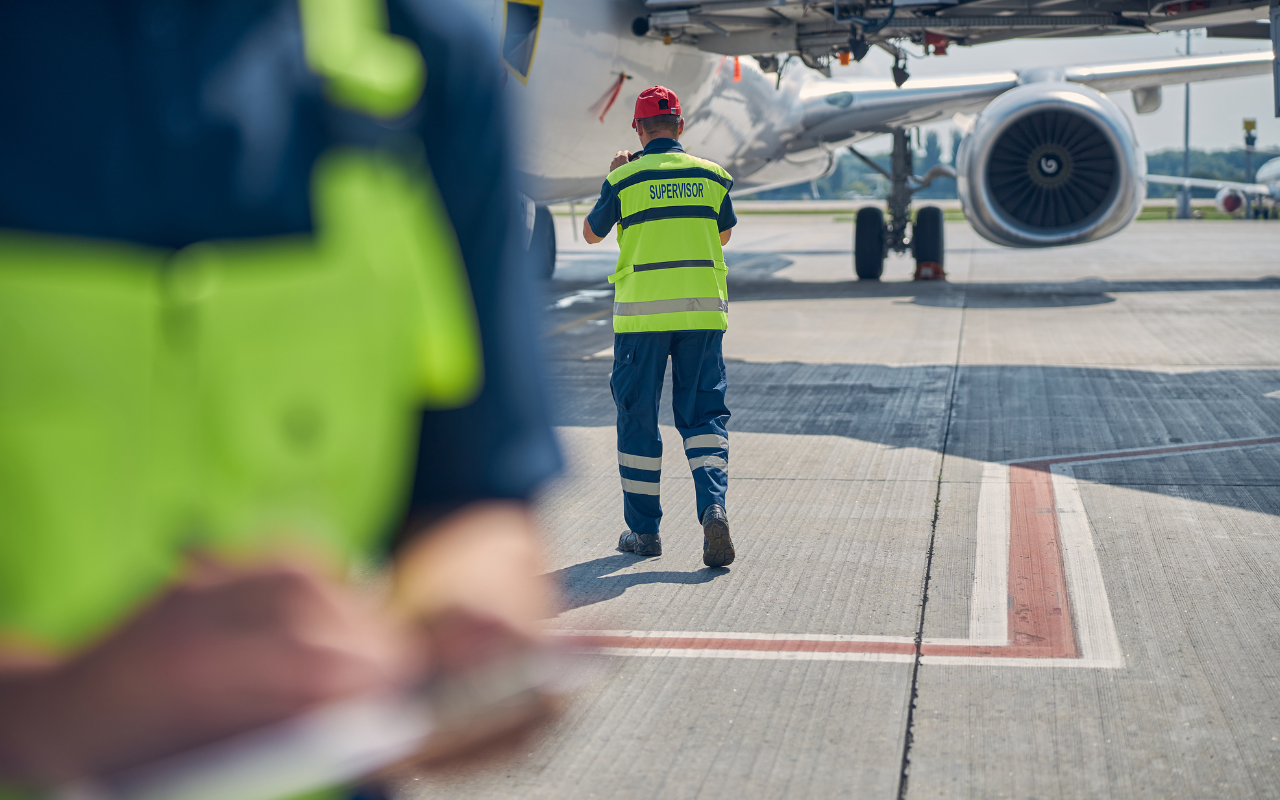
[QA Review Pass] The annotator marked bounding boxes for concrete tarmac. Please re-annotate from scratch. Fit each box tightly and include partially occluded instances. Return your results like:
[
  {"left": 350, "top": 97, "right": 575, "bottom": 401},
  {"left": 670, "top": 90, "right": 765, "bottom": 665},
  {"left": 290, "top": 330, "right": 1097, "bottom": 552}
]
[{"left": 408, "top": 213, "right": 1280, "bottom": 799}]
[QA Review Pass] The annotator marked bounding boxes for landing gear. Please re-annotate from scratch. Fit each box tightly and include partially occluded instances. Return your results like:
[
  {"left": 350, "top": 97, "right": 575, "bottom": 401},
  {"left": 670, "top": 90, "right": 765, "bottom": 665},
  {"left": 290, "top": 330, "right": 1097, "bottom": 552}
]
[
  {"left": 848, "top": 128, "right": 955, "bottom": 281},
  {"left": 531, "top": 205, "right": 556, "bottom": 280},
  {"left": 854, "top": 207, "right": 886, "bottom": 280},
  {"left": 886, "top": 128, "right": 915, "bottom": 262},
  {"left": 912, "top": 206, "right": 946, "bottom": 281}
]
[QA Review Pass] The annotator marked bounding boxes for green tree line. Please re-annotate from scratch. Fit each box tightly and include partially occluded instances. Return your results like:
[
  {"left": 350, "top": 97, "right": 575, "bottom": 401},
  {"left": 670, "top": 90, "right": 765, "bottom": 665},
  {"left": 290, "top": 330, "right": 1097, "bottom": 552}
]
[{"left": 748, "top": 138, "right": 1280, "bottom": 201}]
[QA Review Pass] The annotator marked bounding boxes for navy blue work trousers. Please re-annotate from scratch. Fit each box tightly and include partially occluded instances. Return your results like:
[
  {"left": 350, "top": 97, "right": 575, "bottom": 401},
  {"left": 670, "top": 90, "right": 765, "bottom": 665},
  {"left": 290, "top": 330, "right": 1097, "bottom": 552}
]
[{"left": 611, "top": 330, "right": 729, "bottom": 535}]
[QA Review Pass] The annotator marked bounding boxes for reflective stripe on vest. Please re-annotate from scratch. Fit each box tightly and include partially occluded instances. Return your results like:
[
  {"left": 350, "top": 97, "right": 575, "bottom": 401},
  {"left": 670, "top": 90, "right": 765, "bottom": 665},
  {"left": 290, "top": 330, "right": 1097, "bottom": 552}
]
[
  {"left": 613, "top": 297, "right": 728, "bottom": 317},
  {"left": 604, "top": 151, "right": 733, "bottom": 333}
]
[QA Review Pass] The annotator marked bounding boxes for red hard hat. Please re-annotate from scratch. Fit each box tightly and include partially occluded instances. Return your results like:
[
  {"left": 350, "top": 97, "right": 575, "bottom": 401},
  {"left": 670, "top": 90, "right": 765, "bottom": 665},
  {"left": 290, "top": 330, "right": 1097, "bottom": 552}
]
[{"left": 632, "top": 86, "right": 681, "bottom": 129}]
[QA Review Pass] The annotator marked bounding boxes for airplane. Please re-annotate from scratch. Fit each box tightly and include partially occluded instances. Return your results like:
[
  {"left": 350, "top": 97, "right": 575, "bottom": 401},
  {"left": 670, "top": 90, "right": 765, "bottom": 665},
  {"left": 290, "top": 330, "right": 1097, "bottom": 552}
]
[
  {"left": 625, "top": 0, "right": 1277, "bottom": 68},
  {"left": 465, "top": 0, "right": 1274, "bottom": 279},
  {"left": 1147, "top": 156, "right": 1280, "bottom": 216}
]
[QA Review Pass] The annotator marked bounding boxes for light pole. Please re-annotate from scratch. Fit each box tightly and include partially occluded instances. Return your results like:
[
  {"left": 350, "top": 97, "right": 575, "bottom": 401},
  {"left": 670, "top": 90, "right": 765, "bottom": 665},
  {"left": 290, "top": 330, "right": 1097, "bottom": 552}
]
[
  {"left": 1177, "top": 29, "right": 1193, "bottom": 219},
  {"left": 1244, "top": 118, "right": 1258, "bottom": 182},
  {"left": 1244, "top": 118, "right": 1257, "bottom": 219}
]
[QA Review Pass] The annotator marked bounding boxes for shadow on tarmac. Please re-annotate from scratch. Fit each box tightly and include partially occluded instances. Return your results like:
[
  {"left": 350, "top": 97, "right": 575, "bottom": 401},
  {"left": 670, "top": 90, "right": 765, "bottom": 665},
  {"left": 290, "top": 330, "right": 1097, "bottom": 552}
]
[
  {"left": 550, "top": 361, "right": 1280, "bottom": 518},
  {"left": 544, "top": 258, "right": 1280, "bottom": 516},
  {"left": 546, "top": 258, "right": 1280, "bottom": 319},
  {"left": 548, "top": 554, "right": 729, "bottom": 612},
  {"left": 727, "top": 274, "right": 1280, "bottom": 308}
]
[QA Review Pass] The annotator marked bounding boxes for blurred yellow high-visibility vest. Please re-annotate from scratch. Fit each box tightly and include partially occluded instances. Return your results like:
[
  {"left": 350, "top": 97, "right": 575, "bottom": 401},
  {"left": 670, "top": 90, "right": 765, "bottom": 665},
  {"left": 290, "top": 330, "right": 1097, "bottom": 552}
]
[{"left": 0, "top": 0, "right": 480, "bottom": 692}]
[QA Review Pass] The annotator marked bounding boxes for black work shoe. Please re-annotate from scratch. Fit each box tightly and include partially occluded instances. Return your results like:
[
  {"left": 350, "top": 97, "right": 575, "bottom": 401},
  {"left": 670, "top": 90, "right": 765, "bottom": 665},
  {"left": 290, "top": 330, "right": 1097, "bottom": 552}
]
[
  {"left": 618, "top": 531, "right": 662, "bottom": 556},
  {"left": 701, "top": 505, "right": 735, "bottom": 567}
]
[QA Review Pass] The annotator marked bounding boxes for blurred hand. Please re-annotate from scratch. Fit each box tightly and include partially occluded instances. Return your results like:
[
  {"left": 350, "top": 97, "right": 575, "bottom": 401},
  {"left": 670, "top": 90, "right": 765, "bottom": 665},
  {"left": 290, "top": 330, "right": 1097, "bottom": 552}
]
[
  {"left": 385, "top": 501, "right": 562, "bottom": 770},
  {"left": 393, "top": 501, "right": 556, "bottom": 657},
  {"left": 610, "top": 151, "right": 632, "bottom": 171},
  {"left": 0, "top": 502, "right": 562, "bottom": 788},
  {"left": 0, "top": 557, "right": 411, "bottom": 785}
]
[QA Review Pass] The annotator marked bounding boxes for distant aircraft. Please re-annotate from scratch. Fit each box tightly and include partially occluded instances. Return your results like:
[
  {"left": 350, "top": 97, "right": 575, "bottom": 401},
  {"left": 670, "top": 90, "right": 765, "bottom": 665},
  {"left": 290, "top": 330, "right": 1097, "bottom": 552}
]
[
  {"left": 1147, "top": 157, "right": 1280, "bottom": 216},
  {"left": 474, "top": 0, "right": 1272, "bottom": 278}
]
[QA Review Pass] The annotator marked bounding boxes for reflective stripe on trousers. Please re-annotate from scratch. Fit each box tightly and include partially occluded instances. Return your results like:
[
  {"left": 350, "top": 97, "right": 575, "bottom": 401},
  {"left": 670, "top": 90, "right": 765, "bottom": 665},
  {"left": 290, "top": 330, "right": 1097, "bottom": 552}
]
[
  {"left": 688, "top": 454, "right": 727, "bottom": 471},
  {"left": 684, "top": 434, "right": 728, "bottom": 472},
  {"left": 619, "top": 451, "right": 661, "bottom": 496},
  {"left": 684, "top": 434, "right": 728, "bottom": 450},
  {"left": 620, "top": 477, "right": 660, "bottom": 495}
]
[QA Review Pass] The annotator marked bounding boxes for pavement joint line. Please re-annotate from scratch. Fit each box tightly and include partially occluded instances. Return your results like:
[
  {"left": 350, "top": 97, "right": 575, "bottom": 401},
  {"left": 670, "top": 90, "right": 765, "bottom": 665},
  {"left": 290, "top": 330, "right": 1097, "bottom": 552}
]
[
  {"left": 552, "top": 436, "right": 1280, "bottom": 667},
  {"left": 896, "top": 265, "right": 970, "bottom": 800}
]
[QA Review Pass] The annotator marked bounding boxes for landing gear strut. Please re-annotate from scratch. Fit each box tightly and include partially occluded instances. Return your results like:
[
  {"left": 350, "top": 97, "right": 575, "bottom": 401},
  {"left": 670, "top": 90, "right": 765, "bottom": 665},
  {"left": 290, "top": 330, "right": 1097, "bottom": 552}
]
[
  {"left": 849, "top": 128, "right": 955, "bottom": 281},
  {"left": 531, "top": 205, "right": 556, "bottom": 280}
]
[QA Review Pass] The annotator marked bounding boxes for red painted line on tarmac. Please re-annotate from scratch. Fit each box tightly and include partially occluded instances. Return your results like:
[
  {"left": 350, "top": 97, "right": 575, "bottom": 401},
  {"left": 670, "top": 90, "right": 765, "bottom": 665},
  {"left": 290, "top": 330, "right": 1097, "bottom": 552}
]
[
  {"left": 920, "top": 459, "right": 1077, "bottom": 659},
  {"left": 559, "top": 436, "right": 1280, "bottom": 660}
]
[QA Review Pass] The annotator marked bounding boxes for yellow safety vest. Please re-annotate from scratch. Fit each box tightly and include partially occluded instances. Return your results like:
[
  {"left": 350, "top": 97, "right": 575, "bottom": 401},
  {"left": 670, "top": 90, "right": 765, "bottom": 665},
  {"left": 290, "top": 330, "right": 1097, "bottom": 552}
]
[{"left": 606, "top": 150, "right": 732, "bottom": 333}]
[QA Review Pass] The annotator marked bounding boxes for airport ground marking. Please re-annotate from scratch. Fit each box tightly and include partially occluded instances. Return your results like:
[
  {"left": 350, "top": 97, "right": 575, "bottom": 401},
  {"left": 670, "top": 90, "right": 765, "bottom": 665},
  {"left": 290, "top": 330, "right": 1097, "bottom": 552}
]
[{"left": 553, "top": 435, "right": 1280, "bottom": 668}]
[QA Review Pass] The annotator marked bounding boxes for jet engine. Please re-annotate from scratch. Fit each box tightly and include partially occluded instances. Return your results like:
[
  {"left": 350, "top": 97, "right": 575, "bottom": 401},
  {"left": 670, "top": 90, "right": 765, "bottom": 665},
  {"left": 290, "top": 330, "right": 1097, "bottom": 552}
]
[
  {"left": 956, "top": 82, "right": 1145, "bottom": 248},
  {"left": 1214, "top": 186, "right": 1245, "bottom": 215}
]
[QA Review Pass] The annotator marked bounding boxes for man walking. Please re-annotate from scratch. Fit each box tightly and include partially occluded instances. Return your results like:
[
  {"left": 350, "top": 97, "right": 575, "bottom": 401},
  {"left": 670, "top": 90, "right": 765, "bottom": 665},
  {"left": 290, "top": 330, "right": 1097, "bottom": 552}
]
[{"left": 582, "top": 86, "right": 736, "bottom": 567}]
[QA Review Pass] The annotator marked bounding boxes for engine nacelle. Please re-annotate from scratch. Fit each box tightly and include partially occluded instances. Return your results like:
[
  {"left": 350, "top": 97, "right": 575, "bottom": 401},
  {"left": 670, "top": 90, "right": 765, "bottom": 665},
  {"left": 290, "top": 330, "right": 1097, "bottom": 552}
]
[
  {"left": 956, "top": 82, "right": 1145, "bottom": 248},
  {"left": 1215, "top": 186, "right": 1245, "bottom": 215}
]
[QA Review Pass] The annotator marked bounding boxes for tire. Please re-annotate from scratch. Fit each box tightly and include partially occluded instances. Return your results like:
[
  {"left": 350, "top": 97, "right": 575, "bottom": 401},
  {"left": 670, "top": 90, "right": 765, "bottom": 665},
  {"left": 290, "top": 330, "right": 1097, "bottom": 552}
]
[
  {"left": 912, "top": 206, "right": 944, "bottom": 269},
  {"left": 854, "top": 206, "right": 885, "bottom": 280},
  {"left": 532, "top": 205, "right": 556, "bottom": 279}
]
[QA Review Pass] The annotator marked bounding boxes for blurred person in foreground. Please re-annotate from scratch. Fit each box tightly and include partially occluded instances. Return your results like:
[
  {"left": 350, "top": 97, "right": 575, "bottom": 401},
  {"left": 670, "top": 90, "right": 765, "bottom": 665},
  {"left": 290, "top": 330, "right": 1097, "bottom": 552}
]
[{"left": 0, "top": 0, "right": 561, "bottom": 797}]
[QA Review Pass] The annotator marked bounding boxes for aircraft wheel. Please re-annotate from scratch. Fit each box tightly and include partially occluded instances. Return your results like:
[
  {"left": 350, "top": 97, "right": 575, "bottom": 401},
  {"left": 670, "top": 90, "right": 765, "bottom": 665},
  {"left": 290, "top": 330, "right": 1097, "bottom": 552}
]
[
  {"left": 912, "top": 206, "right": 945, "bottom": 281},
  {"left": 532, "top": 205, "right": 556, "bottom": 280},
  {"left": 854, "top": 206, "right": 885, "bottom": 280}
]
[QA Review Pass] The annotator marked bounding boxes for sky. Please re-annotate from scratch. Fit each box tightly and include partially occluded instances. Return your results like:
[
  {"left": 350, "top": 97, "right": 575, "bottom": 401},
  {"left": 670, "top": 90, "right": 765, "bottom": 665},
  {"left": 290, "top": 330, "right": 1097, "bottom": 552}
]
[{"left": 827, "top": 29, "right": 1276, "bottom": 156}]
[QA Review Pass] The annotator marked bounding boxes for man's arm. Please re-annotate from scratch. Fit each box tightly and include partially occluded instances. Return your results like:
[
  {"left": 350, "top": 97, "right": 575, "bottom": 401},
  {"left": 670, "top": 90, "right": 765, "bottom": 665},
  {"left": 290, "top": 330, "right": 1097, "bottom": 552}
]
[
  {"left": 583, "top": 178, "right": 621, "bottom": 247},
  {"left": 717, "top": 188, "right": 737, "bottom": 247}
]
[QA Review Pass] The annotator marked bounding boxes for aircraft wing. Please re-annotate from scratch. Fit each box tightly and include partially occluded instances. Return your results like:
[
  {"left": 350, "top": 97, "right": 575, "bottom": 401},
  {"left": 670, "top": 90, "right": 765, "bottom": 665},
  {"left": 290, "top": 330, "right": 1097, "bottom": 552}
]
[
  {"left": 1057, "top": 50, "right": 1275, "bottom": 91},
  {"left": 1146, "top": 174, "right": 1273, "bottom": 195},
  {"left": 795, "top": 72, "right": 1017, "bottom": 145},
  {"left": 794, "top": 51, "right": 1274, "bottom": 149}
]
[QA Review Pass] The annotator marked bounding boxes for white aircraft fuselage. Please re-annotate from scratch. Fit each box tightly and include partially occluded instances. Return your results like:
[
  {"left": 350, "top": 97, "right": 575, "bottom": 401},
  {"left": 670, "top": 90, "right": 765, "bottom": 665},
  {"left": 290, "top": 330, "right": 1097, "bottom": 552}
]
[{"left": 465, "top": 0, "right": 832, "bottom": 203}]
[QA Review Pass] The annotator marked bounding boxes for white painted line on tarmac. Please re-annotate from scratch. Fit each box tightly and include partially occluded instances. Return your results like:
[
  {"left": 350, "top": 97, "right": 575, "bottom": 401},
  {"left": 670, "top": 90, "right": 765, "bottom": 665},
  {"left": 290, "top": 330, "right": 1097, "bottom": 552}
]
[
  {"left": 969, "top": 462, "right": 1010, "bottom": 647},
  {"left": 919, "top": 656, "right": 1127, "bottom": 668},
  {"left": 595, "top": 648, "right": 917, "bottom": 663},
  {"left": 1051, "top": 464, "right": 1125, "bottom": 668},
  {"left": 552, "top": 630, "right": 917, "bottom": 644}
]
